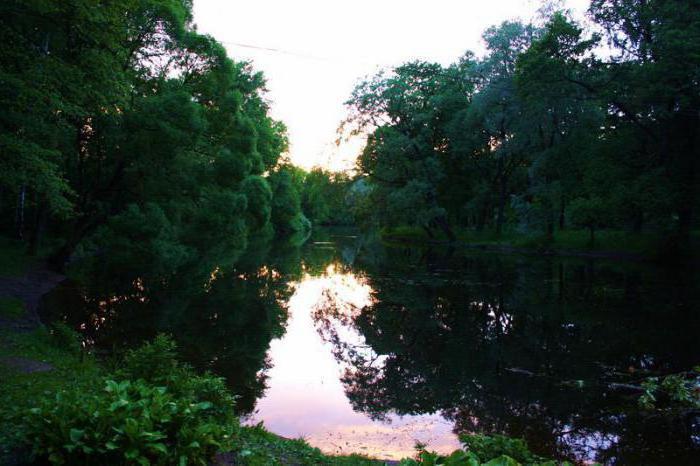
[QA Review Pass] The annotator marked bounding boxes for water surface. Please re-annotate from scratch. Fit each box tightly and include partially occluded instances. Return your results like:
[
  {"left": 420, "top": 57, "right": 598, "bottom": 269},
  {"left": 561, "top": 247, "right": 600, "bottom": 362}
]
[{"left": 41, "top": 229, "right": 700, "bottom": 464}]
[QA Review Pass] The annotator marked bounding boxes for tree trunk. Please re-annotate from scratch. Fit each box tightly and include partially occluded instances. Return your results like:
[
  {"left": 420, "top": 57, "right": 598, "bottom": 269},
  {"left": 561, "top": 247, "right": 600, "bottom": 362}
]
[
  {"left": 435, "top": 216, "right": 456, "bottom": 241},
  {"left": 28, "top": 195, "right": 47, "bottom": 256},
  {"left": 496, "top": 174, "right": 507, "bottom": 236},
  {"left": 48, "top": 214, "right": 105, "bottom": 271},
  {"left": 589, "top": 225, "right": 595, "bottom": 246},
  {"left": 559, "top": 196, "right": 566, "bottom": 231},
  {"left": 632, "top": 213, "right": 644, "bottom": 233},
  {"left": 476, "top": 203, "right": 490, "bottom": 232},
  {"left": 15, "top": 185, "right": 26, "bottom": 240}
]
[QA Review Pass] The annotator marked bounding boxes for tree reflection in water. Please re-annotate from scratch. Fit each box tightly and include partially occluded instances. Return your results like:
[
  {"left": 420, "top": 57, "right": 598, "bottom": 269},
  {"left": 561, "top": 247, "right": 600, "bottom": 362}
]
[
  {"left": 313, "top": 244, "right": 700, "bottom": 465},
  {"left": 39, "top": 231, "right": 700, "bottom": 464},
  {"left": 249, "top": 262, "right": 460, "bottom": 460}
]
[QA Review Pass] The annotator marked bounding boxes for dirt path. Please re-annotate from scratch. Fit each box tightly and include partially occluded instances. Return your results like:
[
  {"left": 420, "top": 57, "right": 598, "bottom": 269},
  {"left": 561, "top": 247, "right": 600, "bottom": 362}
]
[{"left": 0, "top": 264, "right": 65, "bottom": 333}]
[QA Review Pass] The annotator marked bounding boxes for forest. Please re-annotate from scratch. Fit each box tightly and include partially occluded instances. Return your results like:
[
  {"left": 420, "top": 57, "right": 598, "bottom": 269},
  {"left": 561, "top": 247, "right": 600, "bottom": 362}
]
[
  {"left": 0, "top": 0, "right": 699, "bottom": 465},
  {"left": 342, "top": 1, "right": 699, "bottom": 253},
  {"left": 1, "top": 0, "right": 699, "bottom": 266}
]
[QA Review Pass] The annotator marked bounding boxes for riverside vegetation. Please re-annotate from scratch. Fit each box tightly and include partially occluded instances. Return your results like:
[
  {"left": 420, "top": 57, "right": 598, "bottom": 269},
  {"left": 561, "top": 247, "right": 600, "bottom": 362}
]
[
  {"left": 0, "top": 329, "right": 580, "bottom": 465},
  {"left": 1, "top": 0, "right": 699, "bottom": 464}
]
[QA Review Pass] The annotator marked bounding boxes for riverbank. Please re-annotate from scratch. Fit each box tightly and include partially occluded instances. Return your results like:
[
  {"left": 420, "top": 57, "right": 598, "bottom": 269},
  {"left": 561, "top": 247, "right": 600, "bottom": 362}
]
[
  {"left": 0, "top": 326, "right": 386, "bottom": 465},
  {"left": 0, "top": 237, "right": 599, "bottom": 465},
  {"left": 0, "top": 240, "right": 383, "bottom": 465},
  {"left": 381, "top": 227, "right": 700, "bottom": 262}
]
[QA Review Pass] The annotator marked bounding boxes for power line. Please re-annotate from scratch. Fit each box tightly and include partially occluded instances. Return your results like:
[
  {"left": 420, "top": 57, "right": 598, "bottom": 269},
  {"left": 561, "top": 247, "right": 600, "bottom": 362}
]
[
  {"left": 220, "top": 40, "right": 333, "bottom": 61},
  {"left": 219, "top": 40, "right": 377, "bottom": 66}
]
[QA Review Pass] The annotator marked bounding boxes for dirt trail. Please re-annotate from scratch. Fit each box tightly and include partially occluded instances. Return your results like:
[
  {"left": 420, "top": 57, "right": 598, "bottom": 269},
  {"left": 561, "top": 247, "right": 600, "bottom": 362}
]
[
  {"left": 0, "top": 265, "right": 65, "bottom": 333},
  {"left": 0, "top": 264, "right": 65, "bottom": 374}
]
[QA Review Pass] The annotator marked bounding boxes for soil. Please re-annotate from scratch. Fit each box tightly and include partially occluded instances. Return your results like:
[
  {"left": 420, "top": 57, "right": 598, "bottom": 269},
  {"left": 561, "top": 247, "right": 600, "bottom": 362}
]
[
  {"left": 0, "top": 263, "right": 65, "bottom": 373},
  {"left": 0, "top": 264, "right": 65, "bottom": 333}
]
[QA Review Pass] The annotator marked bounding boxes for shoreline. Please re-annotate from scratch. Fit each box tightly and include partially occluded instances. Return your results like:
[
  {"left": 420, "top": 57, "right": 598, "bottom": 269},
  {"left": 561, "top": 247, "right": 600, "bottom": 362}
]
[{"left": 382, "top": 234, "right": 648, "bottom": 261}]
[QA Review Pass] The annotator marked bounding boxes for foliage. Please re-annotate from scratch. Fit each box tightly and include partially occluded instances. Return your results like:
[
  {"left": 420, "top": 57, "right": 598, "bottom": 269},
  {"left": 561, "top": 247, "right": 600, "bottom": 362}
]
[
  {"left": 0, "top": 237, "right": 33, "bottom": 275},
  {"left": 344, "top": 1, "right": 700, "bottom": 253},
  {"left": 24, "top": 378, "right": 235, "bottom": 465},
  {"left": 48, "top": 321, "right": 83, "bottom": 355},
  {"left": 397, "top": 435, "right": 571, "bottom": 466},
  {"left": 0, "top": 0, "right": 289, "bottom": 269},
  {"left": 638, "top": 371, "right": 700, "bottom": 410},
  {"left": 0, "top": 297, "right": 25, "bottom": 319},
  {"left": 10, "top": 335, "right": 238, "bottom": 465}
]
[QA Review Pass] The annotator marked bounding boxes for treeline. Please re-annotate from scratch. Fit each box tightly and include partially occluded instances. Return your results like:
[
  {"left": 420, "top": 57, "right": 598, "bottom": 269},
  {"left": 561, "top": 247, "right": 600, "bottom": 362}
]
[
  {"left": 0, "top": 0, "right": 349, "bottom": 271},
  {"left": 343, "top": 0, "right": 700, "bottom": 247}
]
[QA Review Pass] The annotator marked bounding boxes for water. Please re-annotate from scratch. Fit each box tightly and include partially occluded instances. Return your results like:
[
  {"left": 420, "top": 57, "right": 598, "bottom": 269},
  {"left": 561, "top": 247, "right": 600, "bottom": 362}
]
[{"left": 40, "top": 229, "right": 700, "bottom": 464}]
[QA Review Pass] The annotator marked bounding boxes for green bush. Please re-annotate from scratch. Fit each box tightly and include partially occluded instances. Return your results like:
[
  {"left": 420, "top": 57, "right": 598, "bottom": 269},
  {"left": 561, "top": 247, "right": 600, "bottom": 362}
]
[
  {"left": 48, "top": 321, "right": 83, "bottom": 355},
  {"left": 398, "top": 435, "right": 574, "bottom": 466},
  {"left": 460, "top": 434, "right": 535, "bottom": 464},
  {"left": 19, "top": 335, "right": 238, "bottom": 465},
  {"left": 117, "top": 334, "right": 180, "bottom": 383}
]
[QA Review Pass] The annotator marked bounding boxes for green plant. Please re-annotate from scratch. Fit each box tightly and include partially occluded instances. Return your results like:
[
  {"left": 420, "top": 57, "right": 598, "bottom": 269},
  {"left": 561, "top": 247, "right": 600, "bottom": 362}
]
[
  {"left": 638, "top": 372, "right": 700, "bottom": 410},
  {"left": 460, "top": 434, "right": 535, "bottom": 464},
  {"left": 0, "top": 297, "right": 25, "bottom": 319},
  {"left": 117, "top": 333, "right": 179, "bottom": 383},
  {"left": 23, "top": 378, "right": 236, "bottom": 465},
  {"left": 48, "top": 321, "right": 83, "bottom": 355},
  {"left": 15, "top": 336, "right": 239, "bottom": 465},
  {"left": 397, "top": 435, "right": 574, "bottom": 466}
]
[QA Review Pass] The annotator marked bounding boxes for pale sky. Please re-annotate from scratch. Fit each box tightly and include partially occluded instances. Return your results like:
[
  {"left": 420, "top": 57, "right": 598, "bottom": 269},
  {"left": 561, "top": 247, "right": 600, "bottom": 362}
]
[{"left": 192, "top": 0, "right": 590, "bottom": 172}]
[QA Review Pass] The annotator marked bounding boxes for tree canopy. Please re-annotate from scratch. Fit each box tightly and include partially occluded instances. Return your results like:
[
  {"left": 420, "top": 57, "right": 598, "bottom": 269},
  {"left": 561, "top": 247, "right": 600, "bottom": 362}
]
[{"left": 343, "top": 1, "right": 700, "bottom": 247}]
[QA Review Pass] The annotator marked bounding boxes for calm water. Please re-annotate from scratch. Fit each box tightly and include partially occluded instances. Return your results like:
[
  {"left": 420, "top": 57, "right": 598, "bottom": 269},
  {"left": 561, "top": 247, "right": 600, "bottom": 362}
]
[{"left": 41, "top": 229, "right": 700, "bottom": 464}]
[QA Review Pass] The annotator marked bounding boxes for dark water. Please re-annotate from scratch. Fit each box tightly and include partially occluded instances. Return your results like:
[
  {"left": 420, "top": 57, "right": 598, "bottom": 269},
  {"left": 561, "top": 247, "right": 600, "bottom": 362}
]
[{"left": 40, "top": 229, "right": 700, "bottom": 464}]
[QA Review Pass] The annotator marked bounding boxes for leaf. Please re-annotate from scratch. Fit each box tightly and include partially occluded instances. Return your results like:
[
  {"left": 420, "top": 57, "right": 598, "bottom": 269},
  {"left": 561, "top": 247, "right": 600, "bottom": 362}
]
[
  {"left": 484, "top": 455, "right": 521, "bottom": 466},
  {"left": 150, "top": 443, "right": 168, "bottom": 454},
  {"left": 194, "top": 401, "right": 213, "bottom": 410},
  {"left": 69, "top": 428, "right": 84, "bottom": 443},
  {"left": 110, "top": 399, "right": 129, "bottom": 411}
]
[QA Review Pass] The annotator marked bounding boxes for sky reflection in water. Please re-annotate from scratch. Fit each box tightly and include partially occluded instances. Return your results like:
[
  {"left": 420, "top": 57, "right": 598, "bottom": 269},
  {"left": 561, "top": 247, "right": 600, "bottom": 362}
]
[{"left": 247, "top": 264, "right": 460, "bottom": 460}]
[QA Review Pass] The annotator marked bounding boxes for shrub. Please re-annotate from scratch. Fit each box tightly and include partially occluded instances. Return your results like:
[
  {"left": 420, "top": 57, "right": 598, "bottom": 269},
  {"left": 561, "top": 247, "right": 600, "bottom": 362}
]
[
  {"left": 48, "top": 321, "right": 83, "bottom": 355},
  {"left": 460, "top": 434, "right": 535, "bottom": 464},
  {"left": 398, "top": 435, "right": 573, "bottom": 466},
  {"left": 19, "top": 335, "right": 238, "bottom": 465},
  {"left": 117, "top": 333, "right": 179, "bottom": 383}
]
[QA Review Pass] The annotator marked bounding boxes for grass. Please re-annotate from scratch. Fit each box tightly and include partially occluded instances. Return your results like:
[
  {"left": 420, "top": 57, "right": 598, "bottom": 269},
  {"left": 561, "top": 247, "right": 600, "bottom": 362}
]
[
  {"left": 0, "top": 297, "right": 25, "bottom": 319},
  {"left": 0, "top": 327, "right": 100, "bottom": 462},
  {"left": 235, "top": 424, "right": 384, "bottom": 465},
  {"left": 0, "top": 236, "right": 33, "bottom": 277},
  {"left": 382, "top": 226, "right": 700, "bottom": 259}
]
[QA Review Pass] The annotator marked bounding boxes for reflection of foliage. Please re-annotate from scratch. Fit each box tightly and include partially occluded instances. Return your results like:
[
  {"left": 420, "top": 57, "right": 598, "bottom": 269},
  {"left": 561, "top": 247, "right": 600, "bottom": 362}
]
[
  {"left": 40, "top": 240, "right": 309, "bottom": 415},
  {"left": 638, "top": 371, "right": 700, "bottom": 410},
  {"left": 317, "top": 245, "right": 700, "bottom": 464}
]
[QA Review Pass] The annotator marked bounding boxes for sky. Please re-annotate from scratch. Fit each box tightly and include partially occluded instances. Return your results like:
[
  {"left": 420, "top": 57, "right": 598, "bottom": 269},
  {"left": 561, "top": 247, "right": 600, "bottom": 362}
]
[{"left": 192, "top": 0, "right": 590, "bottom": 172}]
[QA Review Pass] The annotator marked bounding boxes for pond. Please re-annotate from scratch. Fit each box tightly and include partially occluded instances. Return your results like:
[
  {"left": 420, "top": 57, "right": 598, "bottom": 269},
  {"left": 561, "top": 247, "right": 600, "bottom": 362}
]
[{"left": 40, "top": 228, "right": 700, "bottom": 464}]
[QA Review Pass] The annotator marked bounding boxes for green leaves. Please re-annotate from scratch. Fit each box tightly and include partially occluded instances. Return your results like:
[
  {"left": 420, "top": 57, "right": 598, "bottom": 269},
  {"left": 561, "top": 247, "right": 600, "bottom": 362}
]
[
  {"left": 394, "top": 434, "right": 564, "bottom": 466},
  {"left": 19, "top": 336, "right": 238, "bottom": 465},
  {"left": 68, "top": 428, "right": 84, "bottom": 443},
  {"left": 638, "top": 373, "right": 700, "bottom": 410}
]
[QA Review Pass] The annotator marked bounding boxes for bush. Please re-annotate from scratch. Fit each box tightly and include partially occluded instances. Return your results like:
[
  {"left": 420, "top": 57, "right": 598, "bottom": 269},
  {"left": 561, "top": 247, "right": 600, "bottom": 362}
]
[
  {"left": 460, "top": 434, "right": 536, "bottom": 464},
  {"left": 48, "top": 321, "right": 83, "bottom": 355},
  {"left": 19, "top": 335, "right": 238, "bottom": 465},
  {"left": 117, "top": 334, "right": 179, "bottom": 383},
  {"left": 398, "top": 434, "right": 574, "bottom": 466}
]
